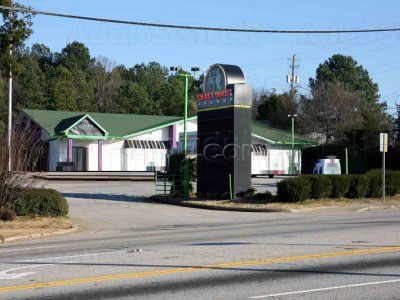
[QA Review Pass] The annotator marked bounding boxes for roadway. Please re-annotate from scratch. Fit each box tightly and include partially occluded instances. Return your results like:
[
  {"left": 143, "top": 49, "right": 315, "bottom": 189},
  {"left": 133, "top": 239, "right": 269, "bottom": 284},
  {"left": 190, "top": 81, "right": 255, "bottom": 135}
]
[{"left": 0, "top": 180, "right": 399, "bottom": 299}]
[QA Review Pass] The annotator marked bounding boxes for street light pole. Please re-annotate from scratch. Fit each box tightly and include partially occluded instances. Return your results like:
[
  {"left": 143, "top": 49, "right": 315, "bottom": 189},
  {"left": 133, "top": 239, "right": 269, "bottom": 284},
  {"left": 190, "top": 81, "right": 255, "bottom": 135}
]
[
  {"left": 183, "top": 74, "right": 189, "bottom": 154},
  {"left": 170, "top": 66, "right": 199, "bottom": 200},
  {"left": 288, "top": 114, "right": 297, "bottom": 175}
]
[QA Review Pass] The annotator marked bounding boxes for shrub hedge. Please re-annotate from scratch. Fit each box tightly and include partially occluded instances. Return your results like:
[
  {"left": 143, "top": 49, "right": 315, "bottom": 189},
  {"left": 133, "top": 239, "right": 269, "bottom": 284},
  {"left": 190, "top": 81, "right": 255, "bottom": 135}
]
[
  {"left": 277, "top": 177, "right": 312, "bottom": 203},
  {"left": 386, "top": 171, "right": 400, "bottom": 196},
  {"left": 307, "top": 175, "right": 332, "bottom": 199},
  {"left": 329, "top": 175, "right": 351, "bottom": 198},
  {"left": 277, "top": 170, "right": 400, "bottom": 203},
  {"left": 347, "top": 175, "right": 369, "bottom": 198},
  {"left": 14, "top": 188, "right": 68, "bottom": 217},
  {"left": 366, "top": 169, "right": 381, "bottom": 198}
]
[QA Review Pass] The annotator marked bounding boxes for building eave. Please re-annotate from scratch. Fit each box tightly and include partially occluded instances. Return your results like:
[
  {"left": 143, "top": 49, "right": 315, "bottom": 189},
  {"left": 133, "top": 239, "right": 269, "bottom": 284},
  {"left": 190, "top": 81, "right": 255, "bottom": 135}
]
[{"left": 122, "top": 116, "right": 197, "bottom": 139}]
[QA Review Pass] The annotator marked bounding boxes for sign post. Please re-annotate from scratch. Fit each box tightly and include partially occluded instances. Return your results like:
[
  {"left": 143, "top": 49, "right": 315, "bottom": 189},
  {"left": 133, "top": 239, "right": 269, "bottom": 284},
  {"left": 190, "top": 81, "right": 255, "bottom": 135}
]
[
  {"left": 380, "top": 133, "right": 388, "bottom": 201},
  {"left": 197, "top": 64, "right": 252, "bottom": 198}
]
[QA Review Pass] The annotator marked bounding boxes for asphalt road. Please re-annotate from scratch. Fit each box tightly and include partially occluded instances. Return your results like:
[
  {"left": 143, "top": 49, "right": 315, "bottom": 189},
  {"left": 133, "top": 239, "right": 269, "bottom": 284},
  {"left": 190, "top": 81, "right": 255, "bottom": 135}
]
[{"left": 0, "top": 180, "right": 399, "bottom": 299}]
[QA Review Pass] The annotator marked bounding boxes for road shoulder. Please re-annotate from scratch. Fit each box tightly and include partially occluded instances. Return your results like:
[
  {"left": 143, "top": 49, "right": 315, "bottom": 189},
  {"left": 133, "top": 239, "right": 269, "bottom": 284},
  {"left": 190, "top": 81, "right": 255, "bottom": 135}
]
[{"left": 0, "top": 217, "right": 78, "bottom": 244}]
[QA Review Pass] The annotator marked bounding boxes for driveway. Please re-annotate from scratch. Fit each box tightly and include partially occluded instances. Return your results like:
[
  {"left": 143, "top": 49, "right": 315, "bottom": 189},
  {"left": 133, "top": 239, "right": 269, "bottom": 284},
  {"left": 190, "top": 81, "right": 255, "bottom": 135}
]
[{"left": 43, "top": 180, "right": 281, "bottom": 231}]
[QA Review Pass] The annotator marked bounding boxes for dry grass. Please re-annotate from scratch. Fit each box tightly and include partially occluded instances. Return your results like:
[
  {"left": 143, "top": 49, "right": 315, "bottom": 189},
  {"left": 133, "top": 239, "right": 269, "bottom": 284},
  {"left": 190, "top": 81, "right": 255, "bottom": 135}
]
[
  {"left": 0, "top": 217, "right": 73, "bottom": 240},
  {"left": 184, "top": 195, "right": 400, "bottom": 212}
]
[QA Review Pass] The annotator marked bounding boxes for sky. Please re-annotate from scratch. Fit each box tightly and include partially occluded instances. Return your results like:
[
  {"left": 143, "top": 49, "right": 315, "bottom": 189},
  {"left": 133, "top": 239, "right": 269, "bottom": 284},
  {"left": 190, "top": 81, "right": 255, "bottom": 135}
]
[{"left": 17, "top": 0, "right": 400, "bottom": 114}]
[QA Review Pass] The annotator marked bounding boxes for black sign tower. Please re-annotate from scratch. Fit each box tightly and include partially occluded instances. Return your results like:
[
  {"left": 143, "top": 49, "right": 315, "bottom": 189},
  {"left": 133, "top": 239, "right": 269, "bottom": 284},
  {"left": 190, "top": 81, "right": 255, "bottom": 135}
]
[{"left": 197, "top": 64, "right": 252, "bottom": 198}]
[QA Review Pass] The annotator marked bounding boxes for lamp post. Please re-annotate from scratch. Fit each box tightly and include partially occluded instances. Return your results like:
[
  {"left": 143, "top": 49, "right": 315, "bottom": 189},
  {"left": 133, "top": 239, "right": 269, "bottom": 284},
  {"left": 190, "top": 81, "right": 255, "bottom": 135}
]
[
  {"left": 288, "top": 114, "right": 297, "bottom": 175},
  {"left": 170, "top": 66, "right": 199, "bottom": 199}
]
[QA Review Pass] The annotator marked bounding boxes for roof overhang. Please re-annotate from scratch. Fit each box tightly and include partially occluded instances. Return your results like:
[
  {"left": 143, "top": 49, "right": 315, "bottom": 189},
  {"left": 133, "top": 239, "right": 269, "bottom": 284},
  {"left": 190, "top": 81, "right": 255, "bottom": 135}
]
[
  {"left": 122, "top": 116, "right": 197, "bottom": 139},
  {"left": 59, "top": 114, "right": 109, "bottom": 140}
]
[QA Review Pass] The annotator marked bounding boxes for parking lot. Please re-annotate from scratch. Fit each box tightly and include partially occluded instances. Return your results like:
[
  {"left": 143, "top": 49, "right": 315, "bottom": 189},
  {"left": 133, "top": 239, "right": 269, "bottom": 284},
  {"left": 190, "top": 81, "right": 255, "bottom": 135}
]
[{"left": 45, "top": 176, "right": 283, "bottom": 200}]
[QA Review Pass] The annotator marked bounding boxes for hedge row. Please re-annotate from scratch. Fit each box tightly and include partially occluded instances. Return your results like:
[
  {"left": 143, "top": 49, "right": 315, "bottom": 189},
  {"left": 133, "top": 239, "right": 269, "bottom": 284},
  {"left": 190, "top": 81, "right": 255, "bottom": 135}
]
[
  {"left": 14, "top": 188, "right": 68, "bottom": 217},
  {"left": 277, "top": 170, "right": 400, "bottom": 203}
]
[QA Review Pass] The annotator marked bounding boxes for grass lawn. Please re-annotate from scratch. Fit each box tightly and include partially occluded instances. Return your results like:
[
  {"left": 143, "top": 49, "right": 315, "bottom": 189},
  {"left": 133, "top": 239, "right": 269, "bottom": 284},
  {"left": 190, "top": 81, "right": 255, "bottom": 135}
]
[
  {"left": 153, "top": 195, "right": 400, "bottom": 212},
  {"left": 0, "top": 217, "right": 73, "bottom": 241}
]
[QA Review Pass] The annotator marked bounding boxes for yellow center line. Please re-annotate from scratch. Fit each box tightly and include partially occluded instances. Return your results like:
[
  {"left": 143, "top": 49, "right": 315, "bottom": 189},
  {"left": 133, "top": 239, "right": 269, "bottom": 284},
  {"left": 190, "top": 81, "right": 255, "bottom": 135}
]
[{"left": 1, "top": 245, "right": 400, "bottom": 293}]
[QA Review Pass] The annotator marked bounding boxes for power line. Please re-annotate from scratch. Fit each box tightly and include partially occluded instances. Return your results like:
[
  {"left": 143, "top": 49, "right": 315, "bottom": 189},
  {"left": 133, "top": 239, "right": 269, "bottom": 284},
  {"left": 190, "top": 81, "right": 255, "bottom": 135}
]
[
  {"left": 2, "top": 5, "right": 400, "bottom": 34},
  {"left": 240, "top": 32, "right": 399, "bottom": 72}
]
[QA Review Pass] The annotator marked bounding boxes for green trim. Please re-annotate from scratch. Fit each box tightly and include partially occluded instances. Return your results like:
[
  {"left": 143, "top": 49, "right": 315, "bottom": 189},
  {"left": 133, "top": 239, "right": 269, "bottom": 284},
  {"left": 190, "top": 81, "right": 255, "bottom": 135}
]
[
  {"left": 251, "top": 133, "right": 276, "bottom": 144},
  {"left": 275, "top": 141, "right": 316, "bottom": 146},
  {"left": 60, "top": 114, "right": 109, "bottom": 136},
  {"left": 42, "top": 136, "right": 59, "bottom": 142},
  {"left": 252, "top": 133, "right": 315, "bottom": 147},
  {"left": 122, "top": 117, "right": 197, "bottom": 139},
  {"left": 65, "top": 134, "right": 108, "bottom": 140}
]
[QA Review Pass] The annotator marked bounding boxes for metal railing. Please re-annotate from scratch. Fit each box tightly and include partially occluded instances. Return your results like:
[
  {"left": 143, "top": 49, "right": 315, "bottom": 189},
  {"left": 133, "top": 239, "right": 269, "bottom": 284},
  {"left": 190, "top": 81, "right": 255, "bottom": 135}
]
[
  {"left": 154, "top": 171, "right": 184, "bottom": 197},
  {"left": 154, "top": 171, "right": 198, "bottom": 197}
]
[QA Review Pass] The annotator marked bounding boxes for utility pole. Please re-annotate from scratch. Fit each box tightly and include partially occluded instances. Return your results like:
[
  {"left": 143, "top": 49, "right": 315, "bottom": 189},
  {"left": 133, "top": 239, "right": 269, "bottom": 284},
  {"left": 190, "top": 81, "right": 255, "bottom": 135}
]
[
  {"left": 287, "top": 55, "right": 299, "bottom": 175},
  {"left": 7, "top": 9, "right": 13, "bottom": 172},
  {"left": 288, "top": 54, "right": 299, "bottom": 100},
  {"left": 8, "top": 47, "right": 12, "bottom": 172}
]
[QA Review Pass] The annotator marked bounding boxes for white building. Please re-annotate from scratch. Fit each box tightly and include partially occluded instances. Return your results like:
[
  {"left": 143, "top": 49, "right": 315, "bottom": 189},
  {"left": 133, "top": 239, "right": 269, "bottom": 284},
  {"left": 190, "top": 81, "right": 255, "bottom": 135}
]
[{"left": 18, "top": 109, "right": 313, "bottom": 175}]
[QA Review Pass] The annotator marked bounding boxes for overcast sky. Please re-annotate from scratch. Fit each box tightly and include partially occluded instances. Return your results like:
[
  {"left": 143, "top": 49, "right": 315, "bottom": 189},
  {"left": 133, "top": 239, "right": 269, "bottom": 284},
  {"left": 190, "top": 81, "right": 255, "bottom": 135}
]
[{"left": 18, "top": 0, "right": 400, "bottom": 113}]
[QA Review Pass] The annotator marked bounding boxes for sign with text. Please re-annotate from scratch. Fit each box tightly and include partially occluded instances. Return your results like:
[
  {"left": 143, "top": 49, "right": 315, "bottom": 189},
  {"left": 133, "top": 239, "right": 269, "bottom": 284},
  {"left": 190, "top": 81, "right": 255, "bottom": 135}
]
[
  {"left": 197, "top": 64, "right": 252, "bottom": 199},
  {"left": 197, "top": 88, "right": 234, "bottom": 110},
  {"left": 380, "top": 133, "right": 388, "bottom": 153}
]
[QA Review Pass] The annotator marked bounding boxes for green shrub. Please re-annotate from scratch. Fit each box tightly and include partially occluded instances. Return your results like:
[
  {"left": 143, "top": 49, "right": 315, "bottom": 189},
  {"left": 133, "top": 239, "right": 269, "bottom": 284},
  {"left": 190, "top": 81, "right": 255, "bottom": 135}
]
[
  {"left": 243, "top": 191, "right": 274, "bottom": 203},
  {"left": 329, "top": 175, "right": 351, "bottom": 198},
  {"left": 347, "top": 175, "right": 369, "bottom": 199},
  {"left": 167, "top": 151, "right": 197, "bottom": 197},
  {"left": 14, "top": 188, "right": 68, "bottom": 217},
  {"left": 237, "top": 188, "right": 256, "bottom": 198},
  {"left": 366, "top": 169, "right": 382, "bottom": 198},
  {"left": 277, "top": 177, "right": 312, "bottom": 203},
  {"left": 307, "top": 175, "right": 332, "bottom": 199},
  {"left": 386, "top": 170, "right": 400, "bottom": 196},
  {"left": 0, "top": 209, "right": 16, "bottom": 221}
]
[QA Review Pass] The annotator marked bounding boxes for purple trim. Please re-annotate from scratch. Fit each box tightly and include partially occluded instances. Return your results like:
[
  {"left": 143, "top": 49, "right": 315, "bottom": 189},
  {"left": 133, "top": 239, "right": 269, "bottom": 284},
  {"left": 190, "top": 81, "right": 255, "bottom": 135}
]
[
  {"left": 67, "top": 138, "right": 73, "bottom": 162},
  {"left": 98, "top": 140, "right": 103, "bottom": 171},
  {"left": 169, "top": 125, "right": 177, "bottom": 148}
]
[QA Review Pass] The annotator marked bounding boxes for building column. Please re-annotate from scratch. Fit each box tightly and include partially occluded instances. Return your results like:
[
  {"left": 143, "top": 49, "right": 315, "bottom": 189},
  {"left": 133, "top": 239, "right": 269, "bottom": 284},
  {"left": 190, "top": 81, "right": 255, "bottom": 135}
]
[
  {"left": 98, "top": 139, "right": 103, "bottom": 171},
  {"left": 67, "top": 138, "right": 73, "bottom": 162},
  {"left": 169, "top": 124, "right": 177, "bottom": 148}
]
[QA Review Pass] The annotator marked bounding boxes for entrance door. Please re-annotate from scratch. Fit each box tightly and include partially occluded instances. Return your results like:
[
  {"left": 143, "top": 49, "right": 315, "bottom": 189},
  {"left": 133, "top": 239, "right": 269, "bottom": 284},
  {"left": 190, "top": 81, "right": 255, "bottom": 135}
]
[{"left": 72, "top": 147, "right": 87, "bottom": 171}]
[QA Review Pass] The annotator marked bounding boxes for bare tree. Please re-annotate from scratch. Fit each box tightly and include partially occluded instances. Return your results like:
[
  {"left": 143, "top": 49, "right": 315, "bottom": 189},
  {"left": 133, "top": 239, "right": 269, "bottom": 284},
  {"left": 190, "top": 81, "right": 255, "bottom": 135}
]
[
  {"left": 93, "top": 57, "right": 122, "bottom": 112},
  {"left": 0, "top": 128, "right": 44, "bottom": 220},
  {"left": 299, "top": 83, "right": 362, "bottom": 143}
]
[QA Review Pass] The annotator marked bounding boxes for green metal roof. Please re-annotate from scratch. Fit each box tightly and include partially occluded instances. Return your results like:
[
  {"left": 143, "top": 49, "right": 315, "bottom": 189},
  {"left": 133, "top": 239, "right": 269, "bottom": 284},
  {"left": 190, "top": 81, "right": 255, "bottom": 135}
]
[
  {"left": 20, "top": 109, "right": 314, "bottom": 146},
  {"left": 251, "top": 120, "right": 314, "bottom": 146},
  {"left": 21, "top": 109, "right": 183, "bottom": 139}
]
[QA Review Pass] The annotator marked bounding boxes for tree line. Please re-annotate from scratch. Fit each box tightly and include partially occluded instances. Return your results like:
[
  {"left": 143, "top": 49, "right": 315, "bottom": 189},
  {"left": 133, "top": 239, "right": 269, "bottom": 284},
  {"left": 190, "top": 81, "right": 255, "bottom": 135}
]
[
  {"left": 1, "top": 1, "right": 399, "bottom": 154},
  {"left": 0, "top": 1, "right": 200, "bottom": 133},
  {"left": 0, "top": 41, "right": 200, "bottom": 133},
  {"left": 253, "top": 54, "right": 394, "bottom": 151}
]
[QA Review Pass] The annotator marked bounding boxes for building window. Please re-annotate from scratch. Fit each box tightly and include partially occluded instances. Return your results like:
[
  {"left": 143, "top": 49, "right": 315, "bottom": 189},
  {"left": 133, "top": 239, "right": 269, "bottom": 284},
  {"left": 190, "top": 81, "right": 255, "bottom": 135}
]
[{"left": 124, "top": 140, "right": 172, "bottom": 149}]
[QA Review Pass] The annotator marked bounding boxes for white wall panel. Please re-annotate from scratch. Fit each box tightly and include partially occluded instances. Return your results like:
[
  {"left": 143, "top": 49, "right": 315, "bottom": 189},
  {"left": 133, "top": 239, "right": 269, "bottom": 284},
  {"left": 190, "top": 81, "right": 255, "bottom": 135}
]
[{"left": 102, "top": 140, "right": 124, "bottom": 171}]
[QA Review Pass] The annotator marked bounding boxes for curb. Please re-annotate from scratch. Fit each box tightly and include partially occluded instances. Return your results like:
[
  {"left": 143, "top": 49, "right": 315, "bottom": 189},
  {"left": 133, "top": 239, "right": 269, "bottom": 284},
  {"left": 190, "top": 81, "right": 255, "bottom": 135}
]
[
  {"left": 151, "top": 197, "right": 400, "bottom": 214},
  {"left": 357, "top": 205, "right": 400, "bottom": 212},
  {"left": 0, "top": 225, "right": 79, "bottom": 244},
  {"left": 151, "top": 197, "right": 290, "bottom": 213},
  {"left": 290, "top": 203, "right": 400, "bottom": 213}
]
